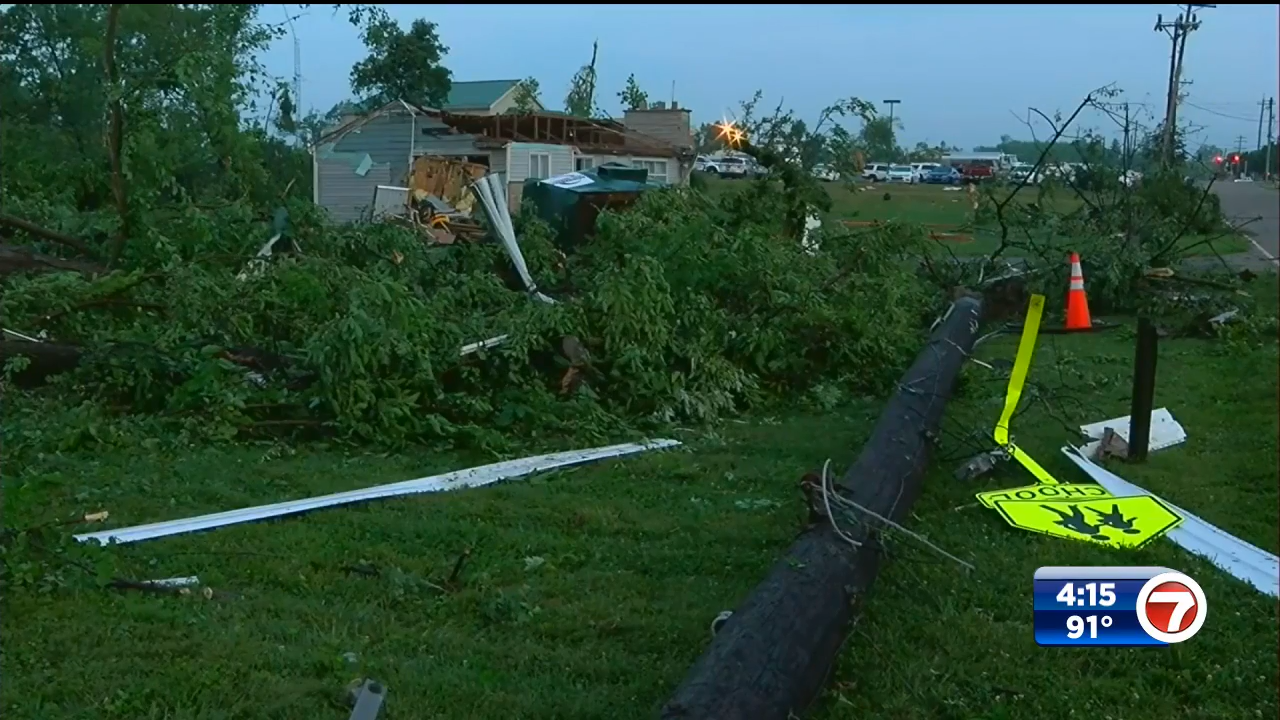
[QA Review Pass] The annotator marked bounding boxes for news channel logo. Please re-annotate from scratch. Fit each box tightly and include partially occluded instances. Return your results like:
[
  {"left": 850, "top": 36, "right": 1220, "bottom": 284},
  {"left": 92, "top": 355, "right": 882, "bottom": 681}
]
[{"left": 1033, "top": 566, "right": 1207, "bottom": 647}]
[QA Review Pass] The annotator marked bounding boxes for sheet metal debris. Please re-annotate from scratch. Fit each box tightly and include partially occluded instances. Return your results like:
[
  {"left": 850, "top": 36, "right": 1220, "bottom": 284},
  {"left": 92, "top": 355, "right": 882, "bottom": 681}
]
[
  {"left": 472, "top": 173, "right": 555, "bottom": 304},
  {"left": 1062, "top": 446, "right": 1280, "bottom": 597},
  {"left": 348, "top": 680, "right": 386, "bottom": 720},
  {"left": 75, "top": 439, "right": 680, "bottom": 546},
  {"left": 1079, "top": 407, "right": 1186, "bottom": 459},
  {"left": 142, "top": 575, "right": 200, "bottom": 588}
]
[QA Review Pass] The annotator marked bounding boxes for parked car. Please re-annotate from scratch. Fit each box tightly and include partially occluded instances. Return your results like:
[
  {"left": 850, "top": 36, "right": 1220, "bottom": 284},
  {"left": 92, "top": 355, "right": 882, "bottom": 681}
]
[
  {"left": 887, "top": 165, "right": 915, "bottom": 183},
  {"left": 703, "top": 156, "right": 750, "bottom": 178},
  {"left": 812, "top": 164, "right": 841, "bottom": 182},
  {"left": 923, "top": 166, "right": 962, "bottom": 184},
  {"left": 1007, "top": 163, "right": 1038, "bottom": 184},
  {"left": 1119, "top": 169, "right": 1143, "bottom": 187},
  {"left": 910, "top": 162, "right": 940, "bottom": 182},
  {"left": 862, "top": 163, "right": 891, "bottom": 182},
  {"left": 694, "top": 155, "right": 712, "bottom": 172},
  {"left": 745, "top": 158, "right": 770, "bottom": 179}
]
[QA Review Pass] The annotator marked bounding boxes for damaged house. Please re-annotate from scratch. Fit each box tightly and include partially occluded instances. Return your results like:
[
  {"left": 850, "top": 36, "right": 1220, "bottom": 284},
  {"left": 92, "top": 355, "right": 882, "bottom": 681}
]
[{"left": 312, "top": 90, "right": 694, "bottom": 223}]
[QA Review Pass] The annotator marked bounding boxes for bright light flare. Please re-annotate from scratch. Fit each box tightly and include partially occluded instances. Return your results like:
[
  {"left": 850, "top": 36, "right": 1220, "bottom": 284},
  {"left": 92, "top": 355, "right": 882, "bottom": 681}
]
[{"left": 714, "top": 118, "right": 746, "bottom": 147}]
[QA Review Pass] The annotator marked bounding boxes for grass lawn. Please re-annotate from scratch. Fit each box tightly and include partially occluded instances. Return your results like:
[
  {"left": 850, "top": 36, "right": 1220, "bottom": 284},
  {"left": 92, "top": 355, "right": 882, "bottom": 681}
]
[
  {"left": 3, "top": 289, "right": 1277, "bottom": 718},
  {"left": 703, "top": 176, "right": 1252, "bottom": 258}
]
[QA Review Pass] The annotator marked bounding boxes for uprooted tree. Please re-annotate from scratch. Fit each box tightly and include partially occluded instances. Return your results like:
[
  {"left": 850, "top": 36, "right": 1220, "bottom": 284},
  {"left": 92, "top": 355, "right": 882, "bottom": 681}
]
[{"left": 0, "top": 4, "right": 945, "bottom": 472}]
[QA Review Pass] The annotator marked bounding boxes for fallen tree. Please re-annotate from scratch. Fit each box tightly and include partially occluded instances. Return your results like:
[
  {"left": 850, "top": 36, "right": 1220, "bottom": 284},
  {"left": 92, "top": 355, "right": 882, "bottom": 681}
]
[{"left": 661, "top": 295, "right": 983, "bottom": 720}]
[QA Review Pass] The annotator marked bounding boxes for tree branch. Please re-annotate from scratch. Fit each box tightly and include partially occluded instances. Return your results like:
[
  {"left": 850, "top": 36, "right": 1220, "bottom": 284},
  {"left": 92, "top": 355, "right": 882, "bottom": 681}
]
[{"left": 104, "top": 4, "right": 131, "bottom": 266}]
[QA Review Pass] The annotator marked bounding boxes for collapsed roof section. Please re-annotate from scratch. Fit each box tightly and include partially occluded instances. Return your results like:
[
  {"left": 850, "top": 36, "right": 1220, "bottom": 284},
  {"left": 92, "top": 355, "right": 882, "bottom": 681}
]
[
  {"left": 431, "top": 109, "right": 682, "bottom": 158},
  {"left": 313, "top": 100, "right": 685, "bottom": 159}
]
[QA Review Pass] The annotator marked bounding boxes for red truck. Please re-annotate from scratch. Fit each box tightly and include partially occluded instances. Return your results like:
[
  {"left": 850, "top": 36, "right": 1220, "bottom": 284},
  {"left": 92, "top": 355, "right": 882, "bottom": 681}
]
[{"left": 959, "top": 164, "right": 994, "bottom": 183}]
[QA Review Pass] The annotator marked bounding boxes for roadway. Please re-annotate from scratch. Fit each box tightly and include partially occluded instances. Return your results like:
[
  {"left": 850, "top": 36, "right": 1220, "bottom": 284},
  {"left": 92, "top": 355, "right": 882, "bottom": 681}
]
[{"left": 1211, "top": 180, "right": 1279, "bottom": 271}]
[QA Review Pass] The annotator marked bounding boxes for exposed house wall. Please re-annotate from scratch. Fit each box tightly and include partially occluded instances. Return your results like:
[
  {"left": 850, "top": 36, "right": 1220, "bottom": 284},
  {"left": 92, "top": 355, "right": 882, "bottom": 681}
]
[
  {"left": 316, "top": 156, "right": 392, "bottom": 223},
  {"left": 623, "top": 107, "right": 694, "bottom": 151},
  {"left": 506, "top": 142, "right": 574, "bottom": 183}
]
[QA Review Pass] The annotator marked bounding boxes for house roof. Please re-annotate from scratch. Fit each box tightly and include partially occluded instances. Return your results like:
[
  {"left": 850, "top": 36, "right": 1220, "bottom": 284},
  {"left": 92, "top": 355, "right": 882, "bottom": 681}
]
[{"left": 445, "top": 80, "right": 520, "bottom": 110}]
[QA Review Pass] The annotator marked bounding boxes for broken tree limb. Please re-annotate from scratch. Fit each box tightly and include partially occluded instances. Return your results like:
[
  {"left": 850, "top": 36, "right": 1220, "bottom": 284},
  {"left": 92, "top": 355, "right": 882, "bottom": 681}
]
[
  {"left": 661, "top": 296, "right": 984, "bottom": 720},
  {"left": 0, "top": 244, "right": 104, "bottom": 278},
  {"left": 0, "top": 213, "right": 95, "bottom": 255}
]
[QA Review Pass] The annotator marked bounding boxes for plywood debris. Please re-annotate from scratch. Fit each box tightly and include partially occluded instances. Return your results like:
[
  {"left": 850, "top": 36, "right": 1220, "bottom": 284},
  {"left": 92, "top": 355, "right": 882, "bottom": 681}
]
[{"left": 408, "top": 156, "right": 488, "bottom": 215}]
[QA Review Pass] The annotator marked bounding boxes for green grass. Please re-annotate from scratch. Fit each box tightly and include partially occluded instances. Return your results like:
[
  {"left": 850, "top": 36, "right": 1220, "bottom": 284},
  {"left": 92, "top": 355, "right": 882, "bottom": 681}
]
[
  {"left": 3, "top": 294, "right": 1277, "bottom": 718},
  {"left": 703, "top": 176, "right": 1252, "bottom": 258}
]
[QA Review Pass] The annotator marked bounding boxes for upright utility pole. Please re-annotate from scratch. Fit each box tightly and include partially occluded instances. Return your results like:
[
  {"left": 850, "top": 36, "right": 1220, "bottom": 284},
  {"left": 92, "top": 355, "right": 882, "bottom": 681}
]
[
  {"left": 1258, "top": 96, "right": 1268, "bottom": 154},
  {"left": 1236, "top": 134, "right": 1247, "bottom": 176},
  {"left": 1266, "top": 97, "right": 1275, "bottom": 179},
  {"left": 1155, "top": 5, "right": 1215, "bottom": 165}
]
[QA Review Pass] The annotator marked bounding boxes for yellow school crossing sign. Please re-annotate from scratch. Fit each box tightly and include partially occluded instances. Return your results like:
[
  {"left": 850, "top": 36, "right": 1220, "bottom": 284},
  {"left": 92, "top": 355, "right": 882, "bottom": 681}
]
[
  {"left": 976, "top": 483, "right": 1112, "bottom": 509},
  {"left": 990, "top": 496, "right": 1183, "bottom": 550},
  {"left": 974, "top": 293, "right": 1184, "bottom": 550}
]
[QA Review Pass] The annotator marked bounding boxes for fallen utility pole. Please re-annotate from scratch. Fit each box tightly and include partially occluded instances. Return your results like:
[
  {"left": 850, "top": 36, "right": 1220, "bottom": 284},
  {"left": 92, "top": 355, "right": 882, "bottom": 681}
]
[{"left": 662, "top": 296, "right": 983, "bottom": 720}]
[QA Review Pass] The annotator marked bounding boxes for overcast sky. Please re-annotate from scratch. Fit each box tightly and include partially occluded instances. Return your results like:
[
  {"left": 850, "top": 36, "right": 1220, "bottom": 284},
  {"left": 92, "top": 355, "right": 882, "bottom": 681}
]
[{"left": 260, "top": 4, "right": 1279, "bottom": 152}]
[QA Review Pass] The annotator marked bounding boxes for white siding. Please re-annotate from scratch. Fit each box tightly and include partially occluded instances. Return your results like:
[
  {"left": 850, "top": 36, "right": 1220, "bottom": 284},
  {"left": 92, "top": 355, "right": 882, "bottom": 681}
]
[
  {"left": 631, "top": 157, "right": 673, "bottom": 185},
  {"left": 489, "top": 149, "right": 509, "bottom": 179},
  {"left": 576, "top": 153, "right": 679, "bottom": 185},
  {"left": 507, "top": 143, "right": 574, "bottom": 183}
]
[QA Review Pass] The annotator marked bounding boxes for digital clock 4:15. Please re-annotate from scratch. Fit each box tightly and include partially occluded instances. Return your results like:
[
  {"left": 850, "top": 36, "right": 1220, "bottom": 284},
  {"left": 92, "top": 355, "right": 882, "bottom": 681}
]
[{"left": 1057, "top": 582, "right": 1117, "bottom": 607}]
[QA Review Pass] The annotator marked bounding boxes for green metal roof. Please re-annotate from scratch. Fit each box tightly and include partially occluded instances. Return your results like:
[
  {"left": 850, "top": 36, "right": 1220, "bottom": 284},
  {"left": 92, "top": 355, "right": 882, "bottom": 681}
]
[{"left": 445, "top": 80, "right": 519, "bottom": 110}]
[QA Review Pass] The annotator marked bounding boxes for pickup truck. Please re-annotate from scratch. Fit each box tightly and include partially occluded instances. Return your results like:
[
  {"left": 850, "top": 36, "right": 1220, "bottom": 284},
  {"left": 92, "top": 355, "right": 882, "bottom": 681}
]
[{"left": 959, "top": 164, "right": 994, "bottom": 183}]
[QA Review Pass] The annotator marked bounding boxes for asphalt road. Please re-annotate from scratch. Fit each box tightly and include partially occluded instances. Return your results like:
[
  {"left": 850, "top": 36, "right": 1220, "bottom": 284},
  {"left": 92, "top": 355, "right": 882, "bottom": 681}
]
[{"left": 1212, "top": 181, "right": 1280, "bottom": 270}]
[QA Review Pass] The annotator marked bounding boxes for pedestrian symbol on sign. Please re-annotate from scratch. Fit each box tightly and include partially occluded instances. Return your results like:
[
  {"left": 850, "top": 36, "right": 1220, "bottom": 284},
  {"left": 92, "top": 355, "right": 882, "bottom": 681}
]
[{"left": 991, "top": 496, "right": 1183, "bottom": 550}]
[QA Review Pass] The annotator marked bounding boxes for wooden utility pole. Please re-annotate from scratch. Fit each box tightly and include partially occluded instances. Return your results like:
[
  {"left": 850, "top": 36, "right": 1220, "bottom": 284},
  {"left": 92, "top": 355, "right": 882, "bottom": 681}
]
[
  {"left": 1258, "top": 97, "right": 1268, "bottom": 156},
  {"left": 1155, "top": 5, "right": 1215, "bottom": 165},
  {"left": 661, "top": 298, "right": 984, "bottom": 720},
  {"left": 1266, "top": 97, "right": 1275, "bottom": 179}
]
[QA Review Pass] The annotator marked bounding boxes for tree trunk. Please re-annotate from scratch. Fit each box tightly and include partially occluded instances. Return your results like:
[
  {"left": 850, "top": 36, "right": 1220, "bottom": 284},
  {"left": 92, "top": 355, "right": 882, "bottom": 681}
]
[
  {"left": 0, "top": 340, "right": 86, "bottom": 386},
  {"left": 661, "top": 296, "right": 983, "bottom": 720}
]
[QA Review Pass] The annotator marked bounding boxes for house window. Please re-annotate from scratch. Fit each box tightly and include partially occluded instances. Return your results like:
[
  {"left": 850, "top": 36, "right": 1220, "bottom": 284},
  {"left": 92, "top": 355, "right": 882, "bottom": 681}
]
[
  {"left": 575, "top": 156, "right": 596, "bottom": 172},
  {"left": 529, "top": 152, "right": 551, "bottom": 180},
  {"left": 635, "top": 159, "right": 669, "bottom": 184}
]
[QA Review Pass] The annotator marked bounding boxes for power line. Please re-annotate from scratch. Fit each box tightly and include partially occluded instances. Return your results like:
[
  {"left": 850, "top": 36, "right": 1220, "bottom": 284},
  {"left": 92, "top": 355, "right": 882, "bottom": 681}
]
[{"left": 1182, "top": 100, "right": 1263, "bottom": 123}]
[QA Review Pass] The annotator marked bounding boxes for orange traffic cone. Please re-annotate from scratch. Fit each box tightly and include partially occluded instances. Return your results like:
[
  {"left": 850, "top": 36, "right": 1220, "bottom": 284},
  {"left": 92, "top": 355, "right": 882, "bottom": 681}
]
[{"left": 1065, "top": 252, "right": 1092, "bottom": 330}]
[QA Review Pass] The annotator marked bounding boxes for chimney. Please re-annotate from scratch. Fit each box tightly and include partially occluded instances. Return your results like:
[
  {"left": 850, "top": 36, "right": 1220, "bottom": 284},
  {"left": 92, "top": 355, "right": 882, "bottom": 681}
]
[{"left": 670, "top": 100, "right": 679, "bottom": 110}]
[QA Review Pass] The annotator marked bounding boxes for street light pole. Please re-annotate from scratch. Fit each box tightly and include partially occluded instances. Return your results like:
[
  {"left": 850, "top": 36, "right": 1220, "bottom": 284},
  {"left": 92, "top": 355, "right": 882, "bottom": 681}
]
[{"left": 882, "top": 99, "right": 901, "bottom": 127}]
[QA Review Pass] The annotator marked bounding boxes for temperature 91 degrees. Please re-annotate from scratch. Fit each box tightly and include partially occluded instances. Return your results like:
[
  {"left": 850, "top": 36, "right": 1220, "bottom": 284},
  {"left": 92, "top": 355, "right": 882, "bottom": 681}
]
[{"left": 1033, "top": 566, "right": 1208, "bottom": 647}]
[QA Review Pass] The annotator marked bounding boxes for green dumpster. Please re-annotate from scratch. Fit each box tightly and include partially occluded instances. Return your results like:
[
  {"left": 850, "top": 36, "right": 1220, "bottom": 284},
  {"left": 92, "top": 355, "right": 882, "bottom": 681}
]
[{"left": 522, "top": 162, "right": 664, "bottom": 251}]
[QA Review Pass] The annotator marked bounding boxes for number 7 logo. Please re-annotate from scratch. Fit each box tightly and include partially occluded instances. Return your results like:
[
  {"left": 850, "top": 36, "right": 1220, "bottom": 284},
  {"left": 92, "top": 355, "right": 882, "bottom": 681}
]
[{"left": 1136, "top": 572, "right": 1208, "bottom": 644}]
